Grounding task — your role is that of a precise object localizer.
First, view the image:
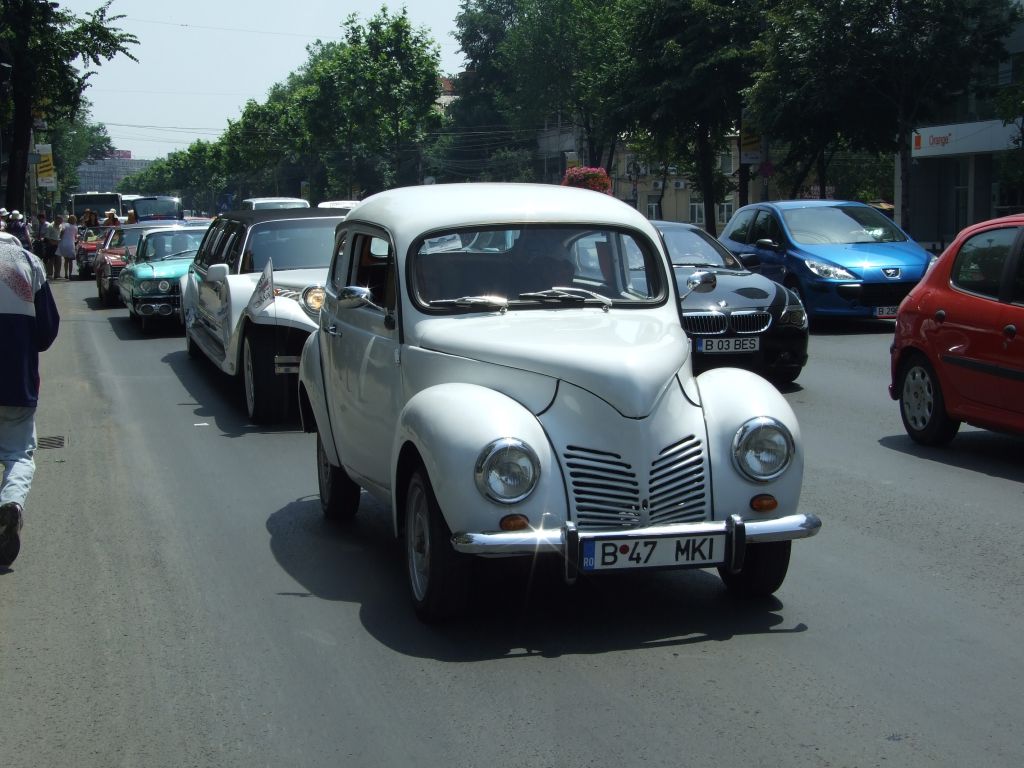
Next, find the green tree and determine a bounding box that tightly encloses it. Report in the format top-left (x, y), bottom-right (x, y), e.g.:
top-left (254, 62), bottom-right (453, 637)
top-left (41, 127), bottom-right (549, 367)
top-left (0, 0), bottom-right (137, 210)
top-left (46, 105), bottom-right (114, 194)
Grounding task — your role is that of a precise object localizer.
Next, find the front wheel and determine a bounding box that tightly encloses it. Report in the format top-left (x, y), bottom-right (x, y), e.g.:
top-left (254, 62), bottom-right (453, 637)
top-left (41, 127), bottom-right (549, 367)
top-left (898, 355), bottom-right (959, 446)
top-left (405, 469), bottom-right (469, 622)
top-left (242, 329), bottom-right (288, 424)
top-left (719, 540), bottom-right (791, 597)
top-left (317, 433), bottom-right (360, 521)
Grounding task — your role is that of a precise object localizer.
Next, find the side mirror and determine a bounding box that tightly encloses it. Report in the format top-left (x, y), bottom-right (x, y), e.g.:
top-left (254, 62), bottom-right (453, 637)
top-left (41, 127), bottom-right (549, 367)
top-left (207, 263), bottom-right (229, 283)
top-left (338, 285), bottom-right (374, 309)
top-left (755, 238), bottom-right (781, 251)
top-left (684, 270), bottom-right (717, 295)
top-left (738, 252), bottom-right (761, 270)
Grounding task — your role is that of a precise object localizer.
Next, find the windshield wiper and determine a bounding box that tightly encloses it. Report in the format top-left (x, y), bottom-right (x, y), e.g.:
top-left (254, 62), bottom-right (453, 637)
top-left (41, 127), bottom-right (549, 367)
top-left (428, 295), bottom-right (509, 310)
top-left (160, 249), bottom-right (197, 260)
top-left (518, 287), bottom-right (612, 310)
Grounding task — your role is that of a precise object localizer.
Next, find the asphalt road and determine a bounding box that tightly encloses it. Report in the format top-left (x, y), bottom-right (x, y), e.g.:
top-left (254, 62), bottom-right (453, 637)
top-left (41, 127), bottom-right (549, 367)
top-left (2, 279), bottom-right (1022, 767)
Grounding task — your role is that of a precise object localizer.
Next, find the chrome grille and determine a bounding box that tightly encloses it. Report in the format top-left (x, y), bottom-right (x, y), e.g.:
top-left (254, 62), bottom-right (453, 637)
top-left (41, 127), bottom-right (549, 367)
top-left (730, 310), bottom-right (772, 334)
top-left (565, 437), bottom-right (709, 531)
top-left (681, 311), bottom-right (728, 335)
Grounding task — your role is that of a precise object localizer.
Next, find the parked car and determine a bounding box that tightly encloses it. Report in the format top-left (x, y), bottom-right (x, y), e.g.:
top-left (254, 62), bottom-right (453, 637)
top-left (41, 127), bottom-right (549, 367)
top-left (719, 200), bottom-right (933, 320)
top-left (890, 213), bottom-right (1024, 445)
top-left (317, 200), bottom-right (360, 214)
top-left (181, 208), bottom-right (346, 422)
top-left (75, 225), bottom-right (117, 280)
top-left (241, 197), bottom-right (310, 210)
top-left (94, 221), bottom-right (207, 307)
top-left (117, 224), bottom-right (211, 331)
top-left (653, 220), bottom-right (808, 384)
top-left (297, 183), bottom-right (821, 622)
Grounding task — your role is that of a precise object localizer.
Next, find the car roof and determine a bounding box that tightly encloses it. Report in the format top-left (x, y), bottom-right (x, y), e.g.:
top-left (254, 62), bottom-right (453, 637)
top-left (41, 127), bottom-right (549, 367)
top-left (215, 208), bottom-right (345, 224)
top-left (650, 220), bottom-right (703, 232)
top-left (747, 199), bottom-right (871, 211)
top-left (346, 183), bottom-right (658, 248)
top-left (242, 196), bottom-right (307, 203)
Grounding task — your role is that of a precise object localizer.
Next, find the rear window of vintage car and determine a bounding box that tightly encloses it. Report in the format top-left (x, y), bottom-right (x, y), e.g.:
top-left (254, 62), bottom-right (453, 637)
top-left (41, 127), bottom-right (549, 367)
top-left (245, 219), bottom-right (338, 272)
top-left (411, 225), bottom-right (666, 308)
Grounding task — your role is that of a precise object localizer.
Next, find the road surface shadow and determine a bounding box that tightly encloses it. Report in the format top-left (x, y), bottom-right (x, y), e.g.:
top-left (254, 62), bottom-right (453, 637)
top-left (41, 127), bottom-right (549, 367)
top-left (266, 496), bottom-right (806, 661)
top-left (162, 349), bottom-right (302, 437)
top-left (107, 313), bottom-right (185, 341)
top-left (879, 431), bottom-right (1024, 482)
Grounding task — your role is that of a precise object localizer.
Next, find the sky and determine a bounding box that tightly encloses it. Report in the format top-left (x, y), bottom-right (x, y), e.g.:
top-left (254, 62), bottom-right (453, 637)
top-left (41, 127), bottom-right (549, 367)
top-left (57, 0), bottom-right (467, 160)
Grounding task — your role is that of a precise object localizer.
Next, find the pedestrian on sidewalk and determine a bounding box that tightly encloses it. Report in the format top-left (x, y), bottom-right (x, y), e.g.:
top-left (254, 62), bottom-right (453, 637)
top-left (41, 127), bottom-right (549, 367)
top-left (57, 214), bottom-right (78, 280)
top-left (6, 211), bottom-right (31, 250)
top-left (0, 238), bottom-right (60, 567)
top-left (31, 212), bottom-right (48, 261)
top-left (43, 216), bottom-right (60, 279)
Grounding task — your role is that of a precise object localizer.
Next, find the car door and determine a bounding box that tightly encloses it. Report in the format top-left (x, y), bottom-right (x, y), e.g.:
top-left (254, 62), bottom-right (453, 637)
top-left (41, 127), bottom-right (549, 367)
top-left (748, 209), bottom-right (788, 283)
top-left (993, 243), bottom-right (1024, 416)
top-left (197, 222), bottom-right (244, 350)
top-left (932, 224), bottom-right (1022, 414)
top-left (320, 227), bottom-right (401, 490)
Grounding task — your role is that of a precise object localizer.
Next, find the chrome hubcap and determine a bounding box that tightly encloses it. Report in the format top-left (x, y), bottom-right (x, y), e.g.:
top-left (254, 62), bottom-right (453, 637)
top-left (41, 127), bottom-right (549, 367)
top-left (902, 365), bottom-right (934, 431)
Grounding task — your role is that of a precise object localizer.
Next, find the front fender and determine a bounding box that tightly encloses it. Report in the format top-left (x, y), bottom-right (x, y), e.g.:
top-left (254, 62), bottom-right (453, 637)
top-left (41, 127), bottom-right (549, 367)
top-left (393, 383), bottom-right (564, 538)
top-left (298, 331), bottom-right (339, 462)
top-left (696, 367), bottom-right (803, 518)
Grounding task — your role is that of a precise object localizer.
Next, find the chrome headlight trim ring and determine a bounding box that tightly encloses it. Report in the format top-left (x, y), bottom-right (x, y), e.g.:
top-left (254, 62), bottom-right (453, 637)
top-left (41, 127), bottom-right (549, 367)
top-left (474, 438), bottom-right (541, 504)
top-left (731, 416), bottom-right (795, 483)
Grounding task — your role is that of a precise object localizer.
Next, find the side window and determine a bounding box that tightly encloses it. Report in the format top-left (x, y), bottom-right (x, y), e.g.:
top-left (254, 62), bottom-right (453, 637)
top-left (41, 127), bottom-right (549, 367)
top-left (750, 211), bottom-right (782, 245)
top-left (1012, 253), bottom-right (1024, 305)
top-left (951, 226), bottom-right (1019, 299)
top-left (725, 208), bottom-right (757, 242)
top-left (352, 233), bottom-right (394, 310)
top-left (195, 222), bottom-right (224, 269)
top-left (329, 230), bottom-right (349, 292)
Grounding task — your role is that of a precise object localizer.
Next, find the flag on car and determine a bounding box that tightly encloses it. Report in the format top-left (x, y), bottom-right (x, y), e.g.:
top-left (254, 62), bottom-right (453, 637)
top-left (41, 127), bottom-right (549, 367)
top-left (249, 258), bottom-right (274, 313)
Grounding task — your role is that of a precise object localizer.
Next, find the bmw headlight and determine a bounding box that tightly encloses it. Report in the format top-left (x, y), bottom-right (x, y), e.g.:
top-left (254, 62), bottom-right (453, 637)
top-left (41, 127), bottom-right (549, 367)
top-left (804, 258), bottom-right (856, 280)
top-left (302, 286), bottom-right (326, 314)
top-left (475, 438), bottom-right (540, 504)
top-left (732, 417), bottom-right (794, 482)
top-left (139, 280), bottom-right (153, 293)
top-left (779, 292), bottom-right (808, 328)
top-left (157, 279), bottom-right (171, 293)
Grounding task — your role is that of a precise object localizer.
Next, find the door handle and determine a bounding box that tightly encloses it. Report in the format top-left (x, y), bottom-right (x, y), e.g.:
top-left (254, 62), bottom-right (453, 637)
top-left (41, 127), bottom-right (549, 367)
top-left (325, 324), bottom-right (341, 336)
top-left (934, 309), bottom-right (946, 323)
top-left (1004, 324), bottom-right (1017, 339)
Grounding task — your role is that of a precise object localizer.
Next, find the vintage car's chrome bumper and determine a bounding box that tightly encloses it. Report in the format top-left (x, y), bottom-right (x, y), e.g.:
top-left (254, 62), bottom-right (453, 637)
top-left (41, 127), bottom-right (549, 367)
top-left (452, 513), bottom-right (821, 583)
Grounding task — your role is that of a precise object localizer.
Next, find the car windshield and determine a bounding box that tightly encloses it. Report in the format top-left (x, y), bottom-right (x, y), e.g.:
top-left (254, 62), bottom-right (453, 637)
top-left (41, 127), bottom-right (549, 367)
top-left (660, 226), bottom-right (742, 269)
top-left (411, 225), bottom-right (666, 309)
top-left (136, 230), bottom-right (207, 261)
top-left (109, 228), bottom-right (146, 250)
top-left (782, 205), bottom-right (907, 245)
top-left (133, 198), bottom-right (183, 220)
top-left (245, 218), bottom-right (338, 272)
top-left (252, 200), bottom-right (308, 210)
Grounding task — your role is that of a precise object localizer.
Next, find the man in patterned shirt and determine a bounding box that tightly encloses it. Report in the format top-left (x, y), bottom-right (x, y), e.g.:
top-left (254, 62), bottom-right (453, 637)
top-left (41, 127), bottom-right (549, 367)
top-left (0, 238), bottom-right (60, 566)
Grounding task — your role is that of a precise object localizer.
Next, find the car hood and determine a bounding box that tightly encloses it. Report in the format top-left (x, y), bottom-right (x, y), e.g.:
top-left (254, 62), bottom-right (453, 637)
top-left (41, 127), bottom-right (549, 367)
top-left (676, 268), bottom-right (789, 313)
top-left (129, 259), bottom-right (192, 280)
top-left (260, 267), bottom-right (328, 291)
top-left (791, 240), bottom-right (930, 269)
top-left (415, 311), bottom-right (688, 418)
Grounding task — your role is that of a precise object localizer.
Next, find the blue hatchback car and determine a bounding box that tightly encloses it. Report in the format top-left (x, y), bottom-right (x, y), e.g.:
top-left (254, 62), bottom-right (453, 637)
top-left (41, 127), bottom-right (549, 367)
top-left (718, 200), bottom-right (933, 320)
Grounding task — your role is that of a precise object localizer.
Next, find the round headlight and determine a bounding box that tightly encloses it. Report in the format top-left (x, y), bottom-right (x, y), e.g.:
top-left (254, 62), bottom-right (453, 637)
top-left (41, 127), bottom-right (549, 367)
top-left (474, 438), bottom-right (540, 504)
top-left (731, 417), bottom-right (794, 482)
top-left (157, 280), bottom-right (171, 292)
top-left (139, 280), bottom-right (152, 293)
top-left (303, 286), bottom-right (326, 313)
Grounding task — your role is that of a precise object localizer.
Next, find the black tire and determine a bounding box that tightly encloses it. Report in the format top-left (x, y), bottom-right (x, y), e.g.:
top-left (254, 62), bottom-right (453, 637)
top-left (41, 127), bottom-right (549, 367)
top-left (405, 468), bottom-right (469, 622)
top-left (242, 328), bottom-right (287, 424)
top-left (898, 354), bottom-right (960, 446)
top-left (317, 432), bottom-right (360, 521)
top-left (102, 281), bottom-right (118, 308)
top-left (185, 330), bottom-right (201, 359)
top-left (719, 540), bottom-right (791, 597)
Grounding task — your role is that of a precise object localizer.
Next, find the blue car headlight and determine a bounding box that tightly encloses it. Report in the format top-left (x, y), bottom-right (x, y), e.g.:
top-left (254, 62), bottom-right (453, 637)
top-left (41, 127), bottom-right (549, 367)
top-left (804, 258), bottom-right (856, 280)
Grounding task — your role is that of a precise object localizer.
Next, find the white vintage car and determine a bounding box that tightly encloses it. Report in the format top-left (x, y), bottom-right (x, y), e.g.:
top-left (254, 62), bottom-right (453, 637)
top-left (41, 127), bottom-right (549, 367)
top-left (181, 208), bottom-right (345, 422)
top-left (298, 183), bottom-right (821, 621)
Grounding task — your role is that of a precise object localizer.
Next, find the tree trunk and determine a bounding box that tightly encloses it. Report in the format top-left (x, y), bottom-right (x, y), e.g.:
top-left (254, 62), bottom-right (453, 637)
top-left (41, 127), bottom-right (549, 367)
top-left (817, 153), bottom-right (827, 198)
top-left (897, 121), bottom-right (912, 235)
top-left (695, 128), bottom-right (718, 237)
top-left (6, 77), bottom-right (34, 212)
top-left (736, 135), bottom-right (749, 208)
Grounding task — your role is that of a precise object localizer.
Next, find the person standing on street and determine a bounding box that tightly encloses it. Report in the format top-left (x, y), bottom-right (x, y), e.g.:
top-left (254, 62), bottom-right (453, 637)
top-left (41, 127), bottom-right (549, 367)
top-left (0, 238), bottom-right (60, 567)
top-left (31, 212), bottom-right (48, 260)
top-left (6, 212), bottom-right (31, 249)
top-left (57, 214), bottom-right (78, 280)
top-left (43, 215), bottom-right (61, 280)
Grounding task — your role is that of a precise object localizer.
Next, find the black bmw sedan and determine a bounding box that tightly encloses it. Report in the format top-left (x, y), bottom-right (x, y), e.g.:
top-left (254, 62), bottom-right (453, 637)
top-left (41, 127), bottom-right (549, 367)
top-left (654, 220), bottom-right (809, 384)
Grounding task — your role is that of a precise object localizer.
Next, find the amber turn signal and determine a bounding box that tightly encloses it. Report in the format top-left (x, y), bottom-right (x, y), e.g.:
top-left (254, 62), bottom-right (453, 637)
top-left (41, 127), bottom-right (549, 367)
top-left (499, 514), bottom-right (531, 531)
top-left (749, 494), bottom-right (778, 513)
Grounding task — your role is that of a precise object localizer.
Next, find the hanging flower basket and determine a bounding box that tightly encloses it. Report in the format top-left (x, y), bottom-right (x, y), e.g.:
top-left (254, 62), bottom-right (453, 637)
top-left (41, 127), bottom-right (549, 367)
top-left (561, 166), bottom-right (612, 194)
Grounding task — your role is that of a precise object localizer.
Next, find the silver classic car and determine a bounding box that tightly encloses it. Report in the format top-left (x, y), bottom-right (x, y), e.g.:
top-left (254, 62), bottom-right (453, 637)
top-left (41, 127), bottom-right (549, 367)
top-left (298, 183), bottom-right (821, 621)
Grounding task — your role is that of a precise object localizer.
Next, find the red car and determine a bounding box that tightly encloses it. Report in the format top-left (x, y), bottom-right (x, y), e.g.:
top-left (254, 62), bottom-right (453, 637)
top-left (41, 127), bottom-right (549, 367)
top-left (890, 214), bottom-right (1024, 444)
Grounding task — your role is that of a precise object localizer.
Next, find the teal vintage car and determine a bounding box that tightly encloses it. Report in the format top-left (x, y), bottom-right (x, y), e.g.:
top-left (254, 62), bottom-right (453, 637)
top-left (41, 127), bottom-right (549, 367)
top-left (118, 224), bottom-right (211, 331)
